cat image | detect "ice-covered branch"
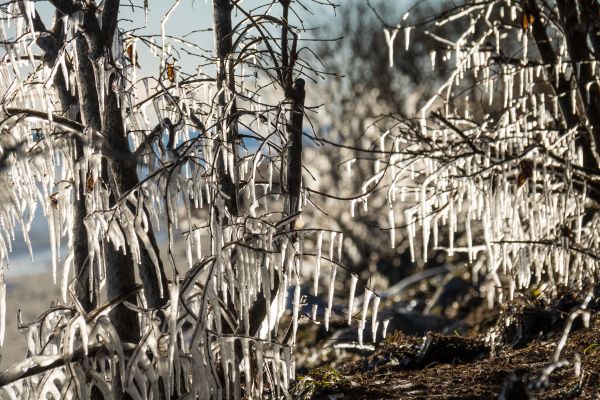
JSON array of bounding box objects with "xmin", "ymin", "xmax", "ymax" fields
[
  {"xmin": 0, "ymin": 343, "xmax": 136, "ymax": 388},
  {"xmin": 5, "ymin": 108, "xmax": 85, "ymax": 133}
]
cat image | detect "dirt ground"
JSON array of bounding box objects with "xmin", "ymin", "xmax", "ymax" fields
[{"xmin": 292, "ymin": 286, "xmax": 600, "ymax": 399}]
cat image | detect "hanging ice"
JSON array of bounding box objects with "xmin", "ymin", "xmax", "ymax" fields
[
  {"xmin": 347, "ymin": 274, "xmax": 358, "ymax": 326},
  {"xmin": 384, "ymin": 28, "xmax": 399, "ymax": 67}
]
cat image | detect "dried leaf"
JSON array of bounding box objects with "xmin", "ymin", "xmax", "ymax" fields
[
  {"xmin": 49, "ymin": 193, "xmax": 59, "ymax": 209},
  {"xmin": 166, "ymin": 64, "xmax": 176, "ymax": 82},
  {"xmin": 517, "ymin": 172, "xmax": 527, "ymax": 188},
  {"xmin": 86, "ymin": 174, "xmax": 95, "ymax": 193},
  {"xmin": 522, "ymin": 12, "xmax": 534, "ymax": 31},
  {"xmin": 126, "ymin": 44, "xmax": 140, "ymax": 68},
  {"xmin": 521, "ymin": 1, "xmax": 535, "ymax": 31},
  {"xmin": 517, "ymin": 159, "xmax": 533, "ymax": 188}
]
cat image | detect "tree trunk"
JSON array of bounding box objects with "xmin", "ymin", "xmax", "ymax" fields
[
  {"xmin": 103, "ymin": 73, "xmax": 169, "ymax": 311},
  {"xmin": 213, "ymin": 0, "xmax": 239, "ymax": 218},
  {"xmin": 285, "ymin": 78, "xmax": 306, "ymax": 219}
]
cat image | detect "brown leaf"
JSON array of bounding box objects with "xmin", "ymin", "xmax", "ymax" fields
[
  {"xmin": 522, "ymin": 12, "xmax": 534, "ymax": 31},
  {"xmin": 517, "ymin": 173, "xmax": 527, "ymax": 188},
  {"xmin": 166, "ymin": 64, "xmax": 176, "ymax": 82},
  {"xmin": 86, "ymin": 174, "xmax": 95, "ymax": 193},
  {"xmin": 126, "ymin": 44, "xmax": 140, "ymax": 68},
  {"xmin": 521, "ymin": 1, "xmax": 535, "ymax": 32},
  {"xmin": 49, "ymin": 193, "xmax": 59, "ymax": 209},
  {"xmin": 517, "ymin": 159, "xmax": 533, "ymax": 187}
]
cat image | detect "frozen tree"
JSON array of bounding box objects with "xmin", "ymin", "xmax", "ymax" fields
[
  {"xmin": 362, "ymin": 0, "xmax": 600, "ymax": 306},
  {"xmin": 0, "ymin": 1, "xmax": 380, "ymax": 399}
]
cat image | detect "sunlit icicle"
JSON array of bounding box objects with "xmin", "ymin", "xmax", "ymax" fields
[
  {"xmin": 383, "ymin": 28, "xmax": 399, "ymax": 67},
  {"xmin": 292, "ymin": 270, "xmax": 301, "ymax": 345},
  {"xmin": 61, "ymin": 251, "xmax": 74, "ymax": 303},
  {"xmin": 382, "ymin": 319, "xmax": 391, "ymax": 339},
  {"xmin": 371, "ymin": 296, "xmax": 380, "ymax": 343},
  {"xmin": 388, "ymin": 208, "xmax": 395, "ymax": 248},
  {"xmin": 405, "ymin": 208, "xmax": 415, "ymax": 261},
  {"xmin": 337, "ymin": 232, "xmax": 343, "ymax": 261},
  {"xmin": 359, "ymin": 289, "xmax": 372, "ymax": 346},
  {"xmin": 404, "ymin": 27, "xmax": 412, "ymax": 50},
  {"xmin": 48, "ymin": 204, "xmax": 58, "ymax": 284},
  {"xmin": 347, "ymin": 274, "xmax": 358, "ymax": 326},
  {"xmin": 329, "ymin": 231, "xmax": 336, "ymax": 262},
  {"xmin": 313, "ymin": 231, "xmax": 323, "ymax": 296},
  {"xmin": 325, "ymin": 260, "xmax": 337, "ymax": 332}
]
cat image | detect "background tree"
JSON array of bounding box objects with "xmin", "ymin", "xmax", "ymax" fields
[{"xmin": 361, "ymin": 0, "xmax": 600, "ymax": 307}]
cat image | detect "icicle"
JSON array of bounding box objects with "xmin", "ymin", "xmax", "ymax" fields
[
  {"xmin": 359, "ymin": 289, "xmax": 372, "ymax": 346},
  {"xmin": 382, "ymin": 319, "xmax": 390, "ymax": 339},
  {"xmin": 466, "ymin": 207, "xmax": 473, "ymax": 262},
  {"xmin": 48, "ymin": 205, "xmax": 58, "ymax": 284},
  {"xmin": 388, "ymin": 208, "xmax": 395, "ymax": 248},
  {"xmin": 405, "ymin": 208, "xmax": 415, "ymax": 262},
  {"xmin": 404, "ymin": 26, "xmax": 412, "ymax": 50},
  {"xmin": 346, "ymin": 159, "xmax": 355, "ymax": 177},
  {"xmin": 61, "ymin": 250, "xmax": 74, "ymax": 303},
  {"xmin": 371, "ymin": 296, "xmax": 380, "ymax": 342},
  {"xmin": 348, "ymin": 274, "xmax": 358, "ymax": 326},
  {"xmin": 448, "ymin": 197, "xmax": 455, "ymax": 256},
  {"xmin": 292, "ymin": 282, "xmax": 301, "ymax": 345},
  {"xmin": 325, "ymin": 262, "xmax": 337, "ymax": 331},
  {"xmin": 383, "ymin": 28, "xmax": 399, "ymax": 67},
  {"xmin": 329, "ymin": 231, "xmax": 336, "ymax": 261},
  {"xmin": 337, "ymin": 232, "xmax": 343, "ymax": 261},
  {"xmin": 268, "ymin": 161, "xmax": 273, "ymax": 191},
  {"xmin": 314, "ymin": 231, "xmax": 323, "ymax": 295}
]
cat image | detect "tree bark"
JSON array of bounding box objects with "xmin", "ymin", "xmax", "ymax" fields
[
  {"xmin": 529, "ymin": 0, "xmax": 599, "ymax": 172},
  {"xmin": 213, "ymin": 0, "xmax": 239, "ymax": 218},
  {"xmin": 556, "ymin": 0, "xmax": 600, "ymax": 164},
  {"xmin": 285, "ymin": 78, "xmax": 306, "ymax": 219}
]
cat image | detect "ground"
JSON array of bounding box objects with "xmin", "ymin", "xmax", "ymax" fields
[{"xmin": 292, "ymin": 279, "xmax": 600, "ymax": 399}]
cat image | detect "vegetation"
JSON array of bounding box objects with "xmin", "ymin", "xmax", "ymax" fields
[
  {"xmin": 0, "ymin": 0, "xmax": 348, "ymax": 398},
  {"xmin": 1, "ymin": 0, "xmax": 600, "ymax": 398}
]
